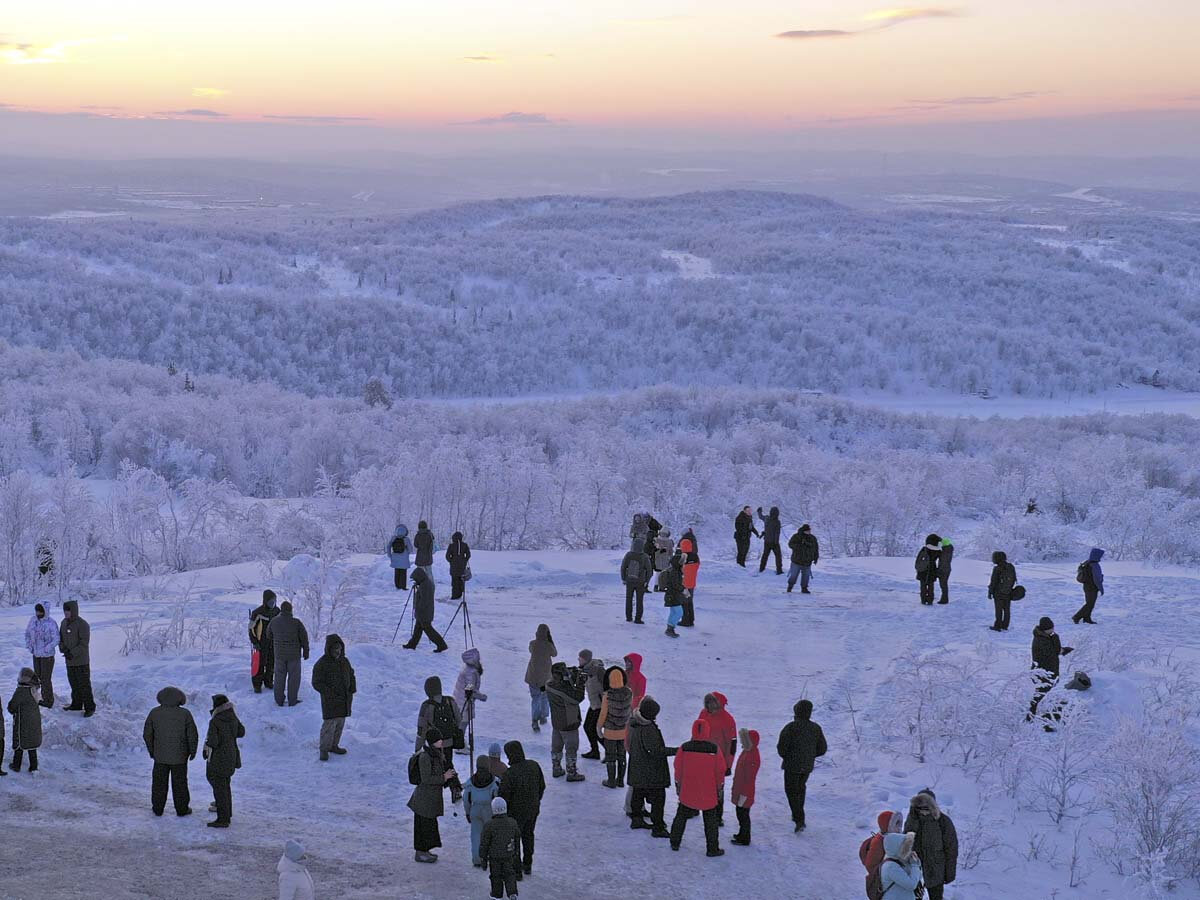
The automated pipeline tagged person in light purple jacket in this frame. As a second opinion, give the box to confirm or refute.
[25,603,59,708]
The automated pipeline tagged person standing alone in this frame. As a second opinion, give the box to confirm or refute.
[387,524,411,590]
[786,525,819,594]
[988,551,1017,632]
[1073,547,1105,624]
[311,633,356,761]
[203,693,245,828]
[446,532,471,601]
[24,603,58,708]
[414,520,436,580]
[620,540,652,624]
[776,699,827,832]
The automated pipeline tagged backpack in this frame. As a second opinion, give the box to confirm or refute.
[859,834,876,868]
[865,865,885,900]
[391,535,406,554]
[626,555,644,584]
[408,752,423,785]
[424,697,466,749]
[915,548,931,575]
[1076,561,1091,585]
[995,563,1016,596]
[1012,584,1026,601]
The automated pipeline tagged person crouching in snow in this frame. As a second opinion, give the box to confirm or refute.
[480,797,522,899]
[311,633,355,761]
[730,728,760,846]
[8,669,44,774]
[278,839,315,900]
[669,718,725,857]
[880,832,924,899]
[453,647,486,752]
[463,755,502,867]
[408,727,458,863]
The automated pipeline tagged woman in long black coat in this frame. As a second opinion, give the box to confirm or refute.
[311,633,356,761]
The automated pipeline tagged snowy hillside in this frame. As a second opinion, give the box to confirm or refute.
[1,544,1197,899]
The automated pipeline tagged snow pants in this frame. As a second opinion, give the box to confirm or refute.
[152,761,190,815]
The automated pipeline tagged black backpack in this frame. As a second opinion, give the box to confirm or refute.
[408,752,423,785]
[1076,561,1092,585]
[915,548,931,575]
[424,698,465,749]
[392,535,406,554]
[625,555,644,584]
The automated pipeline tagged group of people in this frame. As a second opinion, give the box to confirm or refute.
[619,514,702,635]
[732,507,821,593]
[385,521,473,652]
[859,792,959,900]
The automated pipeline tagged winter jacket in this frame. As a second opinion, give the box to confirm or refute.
[989,558,1017,601]
[881,833,924,900]
[938,541,954,576]
[620,549,653,588]
[545,668,585,731]
[1031,626,1066,678]
[8,681,42,750]
[25,614,59,658]
[734,510,759,540]
[680,539,700,590]
[682,529,699,557]
[453,648,485,722]
[731,730,760,808]
[699,692,737,772]
[387,525,411,569]
[479,813,522,864]
[446,535,471,577]
[777,701,828,775]
[59,602,90,667]
[597,667,633,741]
[1085,547,1105,592]
[411,567,436,624]
[277,854,315,900]
[904,792,958,889]
[416,677,462,752]
[143,686,199,765]
[311,633,356,720]
[498,741,545,822]
[626,711,674,789]
[862,810,905,872]
[652,532,674,572]
[204,704,245,777]
[661,563,686,607]
[789,531,819,566]
[523,624,557,688]
[643,515,662,558]
[463,771,501,823]
[758,507,782,544]
[414,526,435,567]
[582,658,606,708]
[407,746,448,818]
[630,514,650,547]
[266,608,310,662]
[249,598,280,649]
[625,654,647,709]
[915,541,941,581]
[674,720,725,811]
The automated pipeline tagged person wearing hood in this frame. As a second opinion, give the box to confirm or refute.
[578,650,606,760]
[624,654,647,709]
[277,840,315,900]
[597,665,633,789]
[545,662,587,782]
[446,532,471,601]
[860,810,905,874]
[498,740,546,877]
[408,726,456,863]
[936,538,954,604]
[25,603,59,708]
[58,600,94,716]
[652,527,674,579]
[915,534,942,605]
[757,506,783,575]
[699,692,737,826]
[413,520,436,579]
[486,741,508,780]
[661,551,687,638]
[880,832,924,900]
[679,538,701,627]
[454,647,487,741]
[203,693,245,828]
[730,728,760,846]
[776,699,827,832]
[463,755,502,866]
[669,718,725,857]
[734,506,760,567]
[630,513,650,550]
[988,551,1017,632]
[249,590,281,694]
[523,624,556,732]
[479,796,522,899]
[904,790,957,899]
[401,568,449,653]
[415,676,464,772]
[311,634,356,761]
[266,600,310,707]
[787,525,819,594]
[627,696,675,837]
[620,541,653,624]
[1073,547,1105,624]
[143,685,198,815]
[1030,617,1072,719]
[642,513,663,561]
[8,669,43,774]
[387,524,411,590]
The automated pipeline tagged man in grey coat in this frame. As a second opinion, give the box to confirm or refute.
[265,601,310,707]
[143,686,199,816]
[59,600,95,716]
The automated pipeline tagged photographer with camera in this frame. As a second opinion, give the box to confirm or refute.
[578,650,606,760]
[545,662,587,783]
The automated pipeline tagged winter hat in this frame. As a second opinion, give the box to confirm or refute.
[452,531,463,542]
[794,699,814,720]
[551,661,568,678]
[418,520,428,530]
[941,538,953,548]
[578,649,593,664]
[491,797,508,816]
[263,589,277,604]
[284,840,305,862]
[991,550,1007,564]
[425,727,444,747]
[800,524,811,533]
[424,676,442,700]
[35,602,46,615]
[877,810,903,834]
[911,791,941,818]
[488,742,503,759]
[210,694,230,712]
[18,667,38,686]
[639,696,660,720]
[1039,616,1055,631]
[280,600,293,614]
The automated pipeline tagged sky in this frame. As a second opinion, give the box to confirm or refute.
[2,1,1199,158]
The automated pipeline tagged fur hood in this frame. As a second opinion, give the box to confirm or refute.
[910,790,941,820]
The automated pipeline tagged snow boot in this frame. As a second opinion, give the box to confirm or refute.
[552,760,565,778]
[630,818,652,830]
[786,584,794,593]
[581,748,601,760]
[651,827,670,839]
[566,766,585,783]
[330,746,347,755]
[414,851,437,863]
[706,848,725,858]
[531,720,540,733]
[665,626,678,638]
[320,750,329,762]
[603,760,618,787]
[616,759,626,788]
[731,834,750,846]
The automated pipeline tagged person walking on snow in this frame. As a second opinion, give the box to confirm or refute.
[7,669,43,774]
[734,506,760,567]
[669,718,726,857]
[880,832,925,900]
[249,590,281,694]
[620,542,652,624]
[203,693,244,828]
[387,524,411,590]
[730,728,760,846]
[446,532,471,601]
[579,650,606,760]
[904,790,957,900]
[401,568,449,652]
[915,534,942,605]
[25,603,58,708]
[265,600,310,707]
[661,552,687,638]
[277,840,315,900]
[545,662,587,782]
[787,525,819,594]
[453,647,487,742]
[408,727,457,863]
[311,633,356,761]
[58,600,94,716]
[523,624,556,732]
[597,665,633,789]
[463,755,502,867]
[1073,547,1105,624]
[679,538,701,627]
[936,538,954,604]
[414,520,436,580]
[698,692,737,826]
[757,506,784,575]
[143,685,198,815]
[479,796,522,898]
[498,740,545,878]
[627,696,675,837]
[776,699,827,832]
[988,551,1017,632]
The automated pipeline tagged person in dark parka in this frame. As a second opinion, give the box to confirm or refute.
[143,685,198,815]
[414,521,436,578]
[498,740,546,877]
[787,524,819,594]
[265,600,310,707]
[904,790,958,900]
[1030,617,1072,719]
[408,726,456,863]
[915,534,942,605]
[545,662,586,781]
[776,699,827,831]
[1073,547,1105,624]
[203,694,245,828]
[936,538,954,604]
[988,550,1017,631]
[402,568,449,652]
[627,696,675,837]
[59,600,95,716]
[248,589,281,693]
[480,796,522,898]
[311,633,356,761]
[8,668,43,774]
[642,514,663,560]
[757,506,783,575]
[620,543,653,624]
[733,507,759,567]
[446,532,471,601]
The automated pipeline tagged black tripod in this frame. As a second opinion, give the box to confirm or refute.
[444,581,475,650]
[390,585,416,644]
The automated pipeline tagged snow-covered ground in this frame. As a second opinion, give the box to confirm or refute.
[2,543,1198,899]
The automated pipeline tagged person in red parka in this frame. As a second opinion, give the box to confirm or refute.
[699,691,737,826]
[860,809,904,873]
[624,654,647,710]
[669,719,726,857]
[730,728,760,846]
[679,539,701,627]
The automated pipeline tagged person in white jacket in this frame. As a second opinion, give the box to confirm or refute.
[278,840,315,900]
[881,832,924,899]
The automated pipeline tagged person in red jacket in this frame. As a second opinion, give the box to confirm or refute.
[624,653,647,709]
[698,691,737,826]
[669,719,725,857]
[860,809,904,872]
[678,539,701,627]
[730,728,760,846]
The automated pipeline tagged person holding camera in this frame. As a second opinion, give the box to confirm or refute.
[408,727,458,863]
[545,662,587,782]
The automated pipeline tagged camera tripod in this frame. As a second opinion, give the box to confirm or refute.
[444,581,475,650]
[389,584,416,644]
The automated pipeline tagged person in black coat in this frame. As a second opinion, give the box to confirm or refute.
[402,568,449,652]
[904,790,958,900]
[642,514,663,560]
[936,538,954,604]
[414,521,436,577]
[497,740,545,878]
[915,534,942,605]
[446,532,471,601]
[248,590,280,693]
[59,600,95,716]
[203,694,245,828]
[620,545,653,624]
[311,633,356,761]
[480,797,522,898]
[626,696,675,837]
[786,524,819,594]
[987,551,1017,632]
[143,685,198,815]
[733,508,758,567]
[1029,617,1072,719]
[776,699,827,831]
[756,506,783,575]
